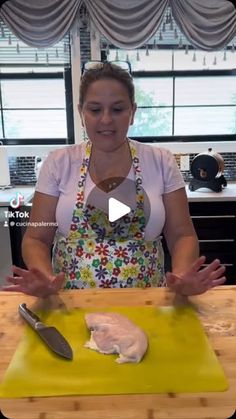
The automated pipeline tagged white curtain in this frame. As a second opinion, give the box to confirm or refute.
[0,0,236,49]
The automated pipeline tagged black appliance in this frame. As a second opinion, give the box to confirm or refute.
[189,148,227,192]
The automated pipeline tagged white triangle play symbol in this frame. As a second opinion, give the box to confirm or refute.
[108,197,131,222]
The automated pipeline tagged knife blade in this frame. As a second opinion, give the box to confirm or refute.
[18,303,73,360]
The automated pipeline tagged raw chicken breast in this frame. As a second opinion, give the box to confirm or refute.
[84,312,148,364]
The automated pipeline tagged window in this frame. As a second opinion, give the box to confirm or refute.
[174,76,236,136]
[106,40,236,142]
[0,19,73,145]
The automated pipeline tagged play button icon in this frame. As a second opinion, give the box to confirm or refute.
[85,177,151,237]
[108,197,131,222]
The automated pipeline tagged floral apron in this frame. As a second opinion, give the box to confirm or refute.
[52,140,165,289]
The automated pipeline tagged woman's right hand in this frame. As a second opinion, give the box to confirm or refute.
[2,266,65,298]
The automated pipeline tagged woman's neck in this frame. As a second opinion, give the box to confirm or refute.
[88,139,132,189]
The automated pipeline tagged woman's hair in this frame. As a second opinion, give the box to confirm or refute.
[79,62,135,107]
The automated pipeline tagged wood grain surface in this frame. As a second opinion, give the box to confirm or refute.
[0,286,235,419]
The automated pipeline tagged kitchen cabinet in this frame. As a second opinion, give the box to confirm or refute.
[0,207,12,285]
[0,187,34,279]
[186,183,236,285]
[8,204,31,269]
[163,200,236,285]
[189,201,236,285]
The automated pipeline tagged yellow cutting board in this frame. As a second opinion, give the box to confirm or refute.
[0,306,228,397]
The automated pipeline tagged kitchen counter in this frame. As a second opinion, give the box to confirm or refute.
[0,183,236,206]
[186,182,236,202]
[0,286,235,419]
[0,186,35,206]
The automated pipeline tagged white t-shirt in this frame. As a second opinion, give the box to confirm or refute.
[36,140,185,240]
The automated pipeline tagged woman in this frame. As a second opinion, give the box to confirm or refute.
[3,62,226,297]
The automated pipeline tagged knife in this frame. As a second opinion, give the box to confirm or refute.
[18,303,73,360]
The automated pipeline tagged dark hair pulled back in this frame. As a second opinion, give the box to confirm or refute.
[79,62,135,107]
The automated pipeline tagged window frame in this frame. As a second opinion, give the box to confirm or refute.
[130,68,236,143]
[0,66,74,145]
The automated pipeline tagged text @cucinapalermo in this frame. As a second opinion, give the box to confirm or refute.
[8,221,58,227]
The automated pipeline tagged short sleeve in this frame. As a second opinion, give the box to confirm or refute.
[160,148,186,194]
[35,152,60,197]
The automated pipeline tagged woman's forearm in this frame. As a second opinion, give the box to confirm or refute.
[22,236,54,276]
[170,235,199,275]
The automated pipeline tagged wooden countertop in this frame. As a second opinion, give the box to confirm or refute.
[0,286,235,419]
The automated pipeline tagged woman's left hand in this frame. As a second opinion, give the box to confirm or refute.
[166,255,226,296]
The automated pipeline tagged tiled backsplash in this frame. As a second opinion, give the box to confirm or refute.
[8,152,236,186]
[176,152,236,182]
[9,156,37,185]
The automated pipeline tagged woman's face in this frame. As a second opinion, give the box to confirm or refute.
[78,79,136,152]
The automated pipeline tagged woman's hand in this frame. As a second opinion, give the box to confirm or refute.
[2,266,65,298]
[166,256,226,296]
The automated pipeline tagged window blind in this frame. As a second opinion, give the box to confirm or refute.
[0,17,70,67]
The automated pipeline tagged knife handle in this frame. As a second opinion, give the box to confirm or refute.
[19,303,41,329]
